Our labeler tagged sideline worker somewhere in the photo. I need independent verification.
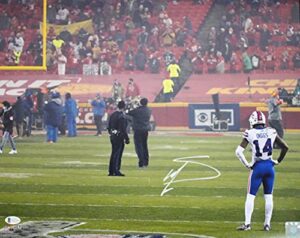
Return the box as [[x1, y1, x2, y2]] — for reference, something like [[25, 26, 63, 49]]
[[91, 94, 106, 136], [167, 60, 181, 90], [267, 90, 284, 147], [107, 101, 130, 176], [128, 98, 151, 168], [65, 92, 78, 137], [162, 76, 174, 102]]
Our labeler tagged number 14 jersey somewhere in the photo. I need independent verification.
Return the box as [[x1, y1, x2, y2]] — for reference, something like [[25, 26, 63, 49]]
[[243, 127, 277, 165]]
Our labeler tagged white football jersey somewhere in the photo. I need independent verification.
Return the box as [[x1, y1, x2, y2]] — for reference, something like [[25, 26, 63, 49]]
[[243, 127, 277, 164]]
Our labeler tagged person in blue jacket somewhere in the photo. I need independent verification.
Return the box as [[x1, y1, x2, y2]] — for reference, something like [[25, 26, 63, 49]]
[[64, 92, 78, 137], [91, 94, 106, 136], [44, 92, 63, 143]]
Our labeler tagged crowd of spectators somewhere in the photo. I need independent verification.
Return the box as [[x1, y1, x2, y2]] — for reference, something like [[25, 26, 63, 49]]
[[45, 0, 209, 75], [0, 0, 43, 66], [198, 0, 300, 74], [46, 0, 299, 75], [0, 0, 299, 75]]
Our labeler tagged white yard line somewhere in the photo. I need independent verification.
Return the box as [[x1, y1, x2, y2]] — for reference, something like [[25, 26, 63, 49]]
[[0, 201, 249, 210], [0, 191, 247, 198]]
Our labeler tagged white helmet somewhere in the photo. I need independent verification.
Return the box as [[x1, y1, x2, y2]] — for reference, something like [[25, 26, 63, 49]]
[[249, 111, 266, 128]]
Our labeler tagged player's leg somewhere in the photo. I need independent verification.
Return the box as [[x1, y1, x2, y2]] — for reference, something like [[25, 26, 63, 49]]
[[237, 167, 262, 230], [263, 194, 273, 231], [245, 193, 256, 227], [263, 163, 275, 231]]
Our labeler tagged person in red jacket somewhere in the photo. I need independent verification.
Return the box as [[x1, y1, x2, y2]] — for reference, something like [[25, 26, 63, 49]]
[[125, 78, 140, 99]]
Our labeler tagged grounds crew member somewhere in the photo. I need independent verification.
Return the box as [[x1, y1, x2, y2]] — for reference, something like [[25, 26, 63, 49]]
[[107, 100, 129, 176], [167, 60, 181, 91], [127, 98, 151, 168], [162, 76, 174, 102]]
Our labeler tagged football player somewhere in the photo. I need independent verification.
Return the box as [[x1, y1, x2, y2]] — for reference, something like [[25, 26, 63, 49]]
[[235, 111, 289, 231]]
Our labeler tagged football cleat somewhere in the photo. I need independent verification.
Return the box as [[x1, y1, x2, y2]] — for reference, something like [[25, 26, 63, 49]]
[[8, 150, 17, 155], [237, 224, 251, 231], [0, 149, 2, 154], [115, 172, 125, 176], [264, 224, 271, 231]]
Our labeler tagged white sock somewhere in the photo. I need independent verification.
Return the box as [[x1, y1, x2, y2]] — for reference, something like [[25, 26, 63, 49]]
[[245, 194, 256, 225], [264, 194, 273, 226]]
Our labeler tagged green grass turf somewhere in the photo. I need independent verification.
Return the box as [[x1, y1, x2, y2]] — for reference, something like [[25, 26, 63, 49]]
[[0, 131, 299, 238]]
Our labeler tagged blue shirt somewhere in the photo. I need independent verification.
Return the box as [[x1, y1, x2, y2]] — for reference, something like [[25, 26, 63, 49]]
[[91, 99, 106, 116], [65, 98, 78, 118]]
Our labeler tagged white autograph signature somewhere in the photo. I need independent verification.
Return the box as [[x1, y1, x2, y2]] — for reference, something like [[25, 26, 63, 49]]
[[160, 155, 221, 196]]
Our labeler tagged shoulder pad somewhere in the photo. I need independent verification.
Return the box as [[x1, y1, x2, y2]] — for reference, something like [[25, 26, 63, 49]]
[[267, 127, 277, 135]]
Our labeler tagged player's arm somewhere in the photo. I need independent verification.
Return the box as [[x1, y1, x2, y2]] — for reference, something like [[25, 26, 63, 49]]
[[235, 138, 251, 169], [274, 135, 289, 163]]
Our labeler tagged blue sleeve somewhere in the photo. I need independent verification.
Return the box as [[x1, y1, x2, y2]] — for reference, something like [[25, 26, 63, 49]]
[[91, 100, 96, 107]]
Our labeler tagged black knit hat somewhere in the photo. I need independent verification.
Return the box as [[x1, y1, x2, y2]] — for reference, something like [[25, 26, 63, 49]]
[[117, 100, 126, 109], [140, 98, 148, 106], [2, 101, 10, 108]]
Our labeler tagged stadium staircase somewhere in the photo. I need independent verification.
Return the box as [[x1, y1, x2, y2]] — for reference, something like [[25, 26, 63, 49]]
[[165, 0, 213, 60], [155, 0, 222, 102], [196, 2, 227, 50], [167, 1, 212, 34]]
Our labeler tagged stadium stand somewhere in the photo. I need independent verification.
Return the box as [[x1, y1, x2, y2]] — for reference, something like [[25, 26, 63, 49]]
[[0, 0, 299, 104], [0, 1, 43, 66], [0, 0, 298, 76]]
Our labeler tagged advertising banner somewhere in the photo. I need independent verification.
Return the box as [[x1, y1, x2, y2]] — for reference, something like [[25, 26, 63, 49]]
[[44, 19, 94, 35], [189, 104, 240, 131], [176, 73, 299, 103], [0, 73, 163, 103]]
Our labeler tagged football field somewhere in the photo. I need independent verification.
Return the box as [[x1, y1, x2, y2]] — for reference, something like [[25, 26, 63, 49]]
[[0, 131, 299, 238]]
